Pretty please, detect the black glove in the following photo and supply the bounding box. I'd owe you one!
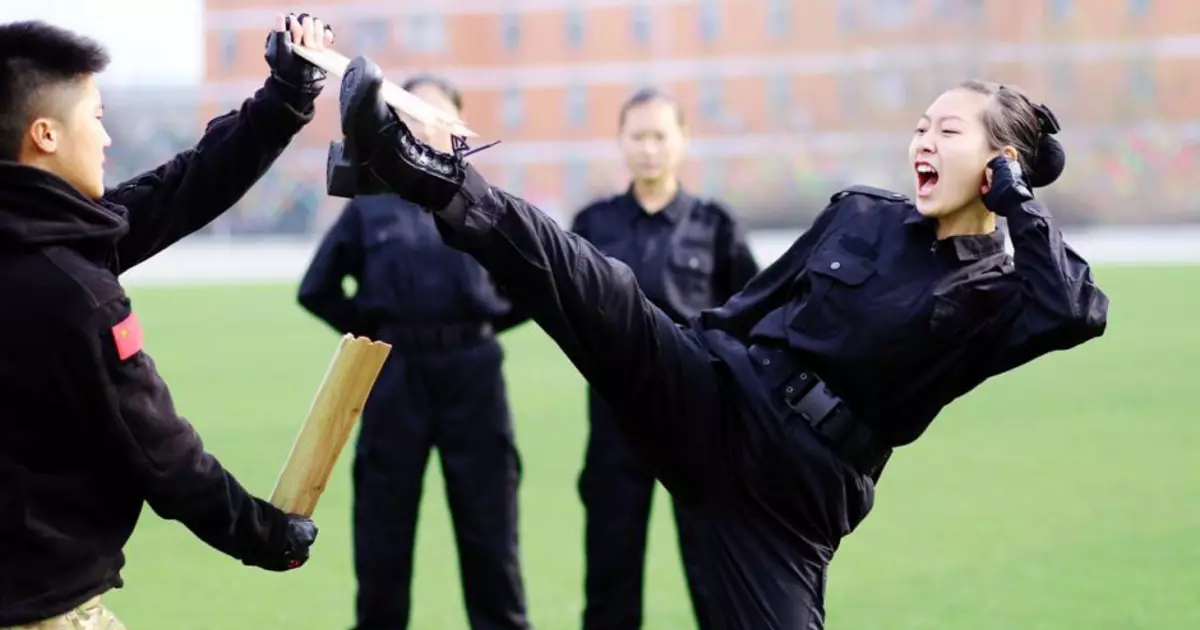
[243,511,319,572]
[981,155,1033,217]
[264,13,335,95]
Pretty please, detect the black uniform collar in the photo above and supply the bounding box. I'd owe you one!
[903,206,1005,261]
[0,162,128,249]
[623,183,691,224]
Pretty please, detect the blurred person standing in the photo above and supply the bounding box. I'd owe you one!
[296,74,533,630]
[569,88,761,630]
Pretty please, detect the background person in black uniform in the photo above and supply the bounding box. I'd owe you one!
[297,74,532,630]
[332,58,1110,630]
[0,15,331,629]
[570,88,759,630]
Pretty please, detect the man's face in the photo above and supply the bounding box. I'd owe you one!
[402,82,460,154]
[25,75,111,199]
[618,99,686,183]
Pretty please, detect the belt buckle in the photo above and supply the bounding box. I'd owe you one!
[784,373,841,433]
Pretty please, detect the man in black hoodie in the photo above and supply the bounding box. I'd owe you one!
[0,15,332,628]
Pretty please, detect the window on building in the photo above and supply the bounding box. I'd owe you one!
[506,166,525,196]
[630,3,652,45]
[566,84,588,127]
[837,0,857,31]
[876,70,908,110]
[701,159,725,196]
[766,0,791,38]
[355,19,390,54]
[871,0,911,27]
[837,73,860,116]
[699,78,723,121]
[565,161,589,199]
[1129,58,1156,102]
[219,30,238,69]
[767,74,792,120]
[1128,0,1151,19]
[501,12,521,50]
[565,4,585,48]
[930,0,954,20]
[502,87,525,127]
[402,13,445,53]
[963,0,984,21]
[1047,0,1072,20]
[698,0,719,41]
[1049,61,1073,104]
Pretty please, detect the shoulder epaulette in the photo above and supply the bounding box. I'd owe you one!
[830,185,910,204]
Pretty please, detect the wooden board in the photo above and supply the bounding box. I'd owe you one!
[269,334,392,517]
[292,44,477,138]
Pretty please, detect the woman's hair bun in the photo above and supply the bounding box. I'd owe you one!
[1027,103,1065,188]
[1028,134,1065,188]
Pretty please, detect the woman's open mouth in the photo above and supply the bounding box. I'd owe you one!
[915,162,939,197]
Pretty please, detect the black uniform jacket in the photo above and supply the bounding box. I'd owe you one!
[297,194,526,337]
[0,76,313,626]
[699,185,1110,446]
[570,187,760,324]
[424,170,1109,629]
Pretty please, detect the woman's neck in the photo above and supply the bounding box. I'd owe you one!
[936,200,996,240]
[633,177,678,214]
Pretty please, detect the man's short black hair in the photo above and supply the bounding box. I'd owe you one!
[0,21,110,161]
[618,87,685,129]
[402,73,463,112]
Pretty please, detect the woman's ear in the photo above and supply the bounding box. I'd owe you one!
[1001,145,1019,160]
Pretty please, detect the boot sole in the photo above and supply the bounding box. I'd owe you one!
[326,56,382,198]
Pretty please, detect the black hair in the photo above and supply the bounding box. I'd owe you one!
[0,21,110,161]
[618,87,685,129]
[402,73,463,112]
[958,79,1066,188]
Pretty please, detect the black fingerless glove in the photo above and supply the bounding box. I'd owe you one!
[240,501,319,572]
[981,155,1034,217]
[264,13,334,97]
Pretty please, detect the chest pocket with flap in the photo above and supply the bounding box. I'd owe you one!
[787,246,878,340]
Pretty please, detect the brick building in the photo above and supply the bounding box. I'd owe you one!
[201,0,1200,228]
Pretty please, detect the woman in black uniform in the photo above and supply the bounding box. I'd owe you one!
[329,58,1109,630]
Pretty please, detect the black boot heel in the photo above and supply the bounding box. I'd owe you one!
[324,140,359,198]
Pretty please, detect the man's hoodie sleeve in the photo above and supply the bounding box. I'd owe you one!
[72,295,293,568]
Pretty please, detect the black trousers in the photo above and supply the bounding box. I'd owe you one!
[432,183,877,629]
[351,336,531,630]
[578,387,712,630]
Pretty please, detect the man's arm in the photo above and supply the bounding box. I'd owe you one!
[103,18,331,273]
[73,296,315,571]
[710,204,761,304]
[489,283,530,333]
[297,199,369,336]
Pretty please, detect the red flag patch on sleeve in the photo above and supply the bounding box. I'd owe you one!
[112,311,144,360]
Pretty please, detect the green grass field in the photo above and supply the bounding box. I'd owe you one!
[100,265,1200,630]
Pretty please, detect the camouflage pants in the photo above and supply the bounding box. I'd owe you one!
[3,597,125,630]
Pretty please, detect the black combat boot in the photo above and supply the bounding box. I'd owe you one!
[326,54,475,211]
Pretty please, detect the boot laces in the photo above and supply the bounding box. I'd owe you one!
[452,135,501,160]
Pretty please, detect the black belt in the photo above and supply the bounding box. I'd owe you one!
[375,322,494,352]
[748,344,892,478]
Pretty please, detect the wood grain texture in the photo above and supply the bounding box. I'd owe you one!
[269,334,392,517]
[292,44,478,138]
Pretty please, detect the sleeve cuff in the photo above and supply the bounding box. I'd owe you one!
[435,165,502,241]
[262,75,319,118]
[1002,200,1051,228]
